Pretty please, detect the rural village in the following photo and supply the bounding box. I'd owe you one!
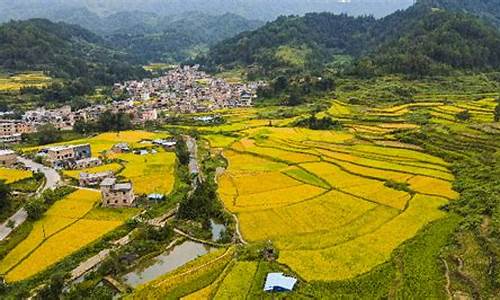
[0,65,261,144]
[0,0,498,298]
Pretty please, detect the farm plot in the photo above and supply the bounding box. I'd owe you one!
[218,125,457,282]
[0,72,52,91]
[213,261,258,300]
[62,163,123,179]
[116,149,176,195]
[25,130,169,155]
[0,189,136,282]
[0,168,33,184]
[129,247,234,300]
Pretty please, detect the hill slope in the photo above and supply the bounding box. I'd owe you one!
[107,13,263,63]
[417,0,500,28]
[0,19,147,84]
[203,4,500,76]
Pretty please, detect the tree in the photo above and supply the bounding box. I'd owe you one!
[97,111,133,132]
[36,124,62,145]
[0,181,11,209]
[25,198,46,221]
[177,181,219,220]
[175,139,190,165]
[36,273,65,300]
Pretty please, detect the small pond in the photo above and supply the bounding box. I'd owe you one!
[123,241,214,288]
[210,219,226,242]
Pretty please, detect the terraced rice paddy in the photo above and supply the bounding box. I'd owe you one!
[218,123,458,281]
[116,149,176,195]
[0,168,33,184]
[0,189,137,282]
[62,163,123,179]
[25,130,169,155]
[129,247,235,299]
[0,72,52,91]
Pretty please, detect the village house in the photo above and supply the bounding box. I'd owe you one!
[72,157,102,170]
[100,177,135,208]
[111,143,130,153]
[46,144,92,168]
[0,149,17,167]
[79,171,113,186]
[152,138,176,149]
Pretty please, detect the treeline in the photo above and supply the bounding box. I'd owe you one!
[0,19,149,102]
[202,4,500,77]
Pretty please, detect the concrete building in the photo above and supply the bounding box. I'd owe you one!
[0,150,17,167]
[73,157,102,170]
[46,144,91,168]
[0,133,22,144]
[100,177,135,208]
[111,143,130,153]
[79,171,113,186]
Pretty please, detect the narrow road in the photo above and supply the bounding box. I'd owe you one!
[0,157,61,241]
[185,136,200,176]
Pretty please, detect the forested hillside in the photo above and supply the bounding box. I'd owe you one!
[203,4,500,77]
[0,19,147,83]
[107,13,263,63]
[418,0,500,28]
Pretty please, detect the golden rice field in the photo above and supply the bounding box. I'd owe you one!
[62,163,123,179]
[0,168,33,184]
[25,130,169,155]
[129,247,235,299]
[117,149,176,195]
[0,72,52,91]
[0,189,137,282]
[212,261,258,299]
[217,124,457,281]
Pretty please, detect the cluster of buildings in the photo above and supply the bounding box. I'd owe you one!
[38,142,136,208]
[114,65,263,113]
[0,66,264,145]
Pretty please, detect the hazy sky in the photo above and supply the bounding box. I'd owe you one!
[0,0,415,21]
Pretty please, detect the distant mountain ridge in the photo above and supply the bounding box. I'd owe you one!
[0,0,415,23]
[202,2,500,76]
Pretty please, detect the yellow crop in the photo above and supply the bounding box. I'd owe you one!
[278,195,448,281]
[213,261,257,300]
[237,190,376,242]
[63,163,122,179]
[230,171,303,195]
[0,168,33,184]
[1,189,135,282]
[234,184,326,211]
[5,219,122,282]
[24,130,169,155]
[118,150,176,195]
[408,175,458,199]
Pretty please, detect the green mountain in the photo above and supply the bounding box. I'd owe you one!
[417,0,500,28]
[0,19,147,84]
[107,12,264,63]
[203,3,500,76]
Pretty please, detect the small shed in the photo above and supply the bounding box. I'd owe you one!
[263,273,297,292]
[148,193,165,202]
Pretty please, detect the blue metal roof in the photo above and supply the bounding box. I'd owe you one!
[263,273,297,292]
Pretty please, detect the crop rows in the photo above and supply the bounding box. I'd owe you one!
[217,122,458,281]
